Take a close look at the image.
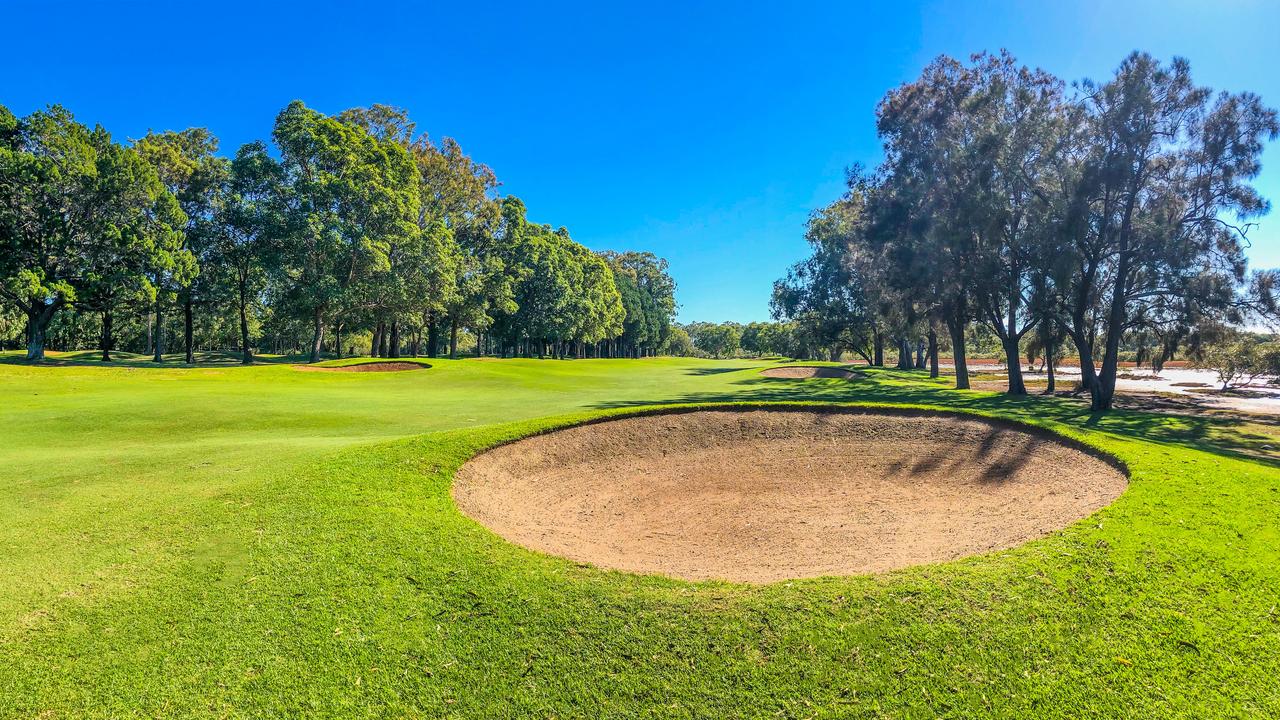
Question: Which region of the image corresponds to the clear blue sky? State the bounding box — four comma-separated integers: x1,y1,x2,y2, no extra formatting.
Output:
6,0,1279,322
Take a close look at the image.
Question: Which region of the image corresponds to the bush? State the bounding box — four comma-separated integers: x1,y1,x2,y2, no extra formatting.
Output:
1192,334,1280,390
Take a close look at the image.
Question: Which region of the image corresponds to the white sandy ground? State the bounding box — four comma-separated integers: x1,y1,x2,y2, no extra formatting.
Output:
950,363,1280,415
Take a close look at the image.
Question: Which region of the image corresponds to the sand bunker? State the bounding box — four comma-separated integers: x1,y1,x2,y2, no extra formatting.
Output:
760,365,858,379
453,409,1126,582
297,361,426,373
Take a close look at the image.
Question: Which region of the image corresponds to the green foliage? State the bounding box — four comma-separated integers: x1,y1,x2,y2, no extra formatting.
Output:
0,104,188,359
779,51,1279,405
687,321,741,358
1191,331,1280,389
773,188,879,362
601,251,677,355
661,324,695,356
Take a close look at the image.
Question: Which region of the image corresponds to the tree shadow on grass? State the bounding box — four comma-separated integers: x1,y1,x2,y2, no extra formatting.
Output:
593,371,1280,470
0,350,312,368
684,366,751,376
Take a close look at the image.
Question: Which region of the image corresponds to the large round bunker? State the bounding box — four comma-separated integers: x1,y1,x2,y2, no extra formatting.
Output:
453,408,1127,582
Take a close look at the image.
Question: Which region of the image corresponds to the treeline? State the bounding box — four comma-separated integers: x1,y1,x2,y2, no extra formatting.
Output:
773,51,1280,410
676,320,843,359
0,102,677,363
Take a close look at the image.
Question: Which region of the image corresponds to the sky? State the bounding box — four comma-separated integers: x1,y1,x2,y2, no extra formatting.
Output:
5,0,1280,322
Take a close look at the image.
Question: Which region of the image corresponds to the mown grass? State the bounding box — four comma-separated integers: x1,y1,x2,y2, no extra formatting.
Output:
1,353,1278,718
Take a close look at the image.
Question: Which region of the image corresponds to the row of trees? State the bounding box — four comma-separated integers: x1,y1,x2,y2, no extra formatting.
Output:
680,320,851,359
774,51,1279,410
0,102,677,363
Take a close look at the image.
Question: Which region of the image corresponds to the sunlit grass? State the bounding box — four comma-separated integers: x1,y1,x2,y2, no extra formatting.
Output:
1,354,1278,717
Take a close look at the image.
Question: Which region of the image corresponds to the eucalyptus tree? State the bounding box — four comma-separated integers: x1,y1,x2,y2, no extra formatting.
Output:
567,243,625,357
134,128,226,363
339,104,503,357
271,101,419,363
216,141,284,363
0,104,187,360
0,104,94,360
773,185,881,364
79,131,189,362
601,250,677,357
688,322,741,358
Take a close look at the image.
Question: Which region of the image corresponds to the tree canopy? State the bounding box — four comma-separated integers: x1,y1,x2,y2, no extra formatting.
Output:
775,51,1278,410
0,101,677,364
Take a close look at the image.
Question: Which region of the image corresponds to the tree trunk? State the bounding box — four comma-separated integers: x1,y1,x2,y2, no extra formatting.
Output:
829,346,841,362
389,322,401,358
1003,337,1026,395
1044,354,1056,395
927,328,939,379
915,339,925,369
946,314,969,390
309,307,324,363
1070,328,1100,399
183,298,194,364
427,314,439,358
335,323,344,359
449,320,458,358
896,338,912,370
153,297,164,363
26,302,58,361
872,330,884,366
100,309,114,362
238,278,253,364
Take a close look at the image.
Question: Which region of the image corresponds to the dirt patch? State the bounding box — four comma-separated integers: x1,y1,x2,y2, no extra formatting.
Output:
453,408,1126,583
760,365,858,380
296,361,426,373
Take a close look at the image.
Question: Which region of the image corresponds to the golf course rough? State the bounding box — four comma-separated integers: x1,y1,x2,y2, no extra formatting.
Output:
453,407,1128,582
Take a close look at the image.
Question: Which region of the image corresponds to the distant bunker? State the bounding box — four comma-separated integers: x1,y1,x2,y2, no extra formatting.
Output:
297,362,427,373
453,408,1127,583
760,365,859,380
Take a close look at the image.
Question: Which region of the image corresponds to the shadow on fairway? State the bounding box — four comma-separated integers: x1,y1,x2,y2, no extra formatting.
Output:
684,366,751,376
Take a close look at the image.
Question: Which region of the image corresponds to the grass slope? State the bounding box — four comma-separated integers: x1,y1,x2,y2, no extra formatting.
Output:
1,354,1278,718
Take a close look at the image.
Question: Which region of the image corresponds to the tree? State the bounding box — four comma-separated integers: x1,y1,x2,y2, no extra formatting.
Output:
134,128,226,363
772,185,879,364
602,251,677,357
217,141,283,364
1056,53,1277,410
79,131,189,362
0,105,187,360
688,322,741,358
875,53,1066,391
271,101,419,363
663,325,695,356
1191,330,1280,391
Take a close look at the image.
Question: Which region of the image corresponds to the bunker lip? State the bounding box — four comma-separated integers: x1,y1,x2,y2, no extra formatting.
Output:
296,361,428,373
452,406,1128,584
760,365,860,379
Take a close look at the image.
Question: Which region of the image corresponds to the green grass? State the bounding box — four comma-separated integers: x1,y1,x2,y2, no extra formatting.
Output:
1,353,1278,718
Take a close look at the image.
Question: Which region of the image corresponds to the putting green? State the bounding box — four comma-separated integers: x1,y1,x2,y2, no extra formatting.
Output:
1,353,1278,718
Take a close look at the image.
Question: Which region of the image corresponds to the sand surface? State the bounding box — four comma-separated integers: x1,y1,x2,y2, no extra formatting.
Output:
453,409,1126,582
296,362,425,372
760,366,858,379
